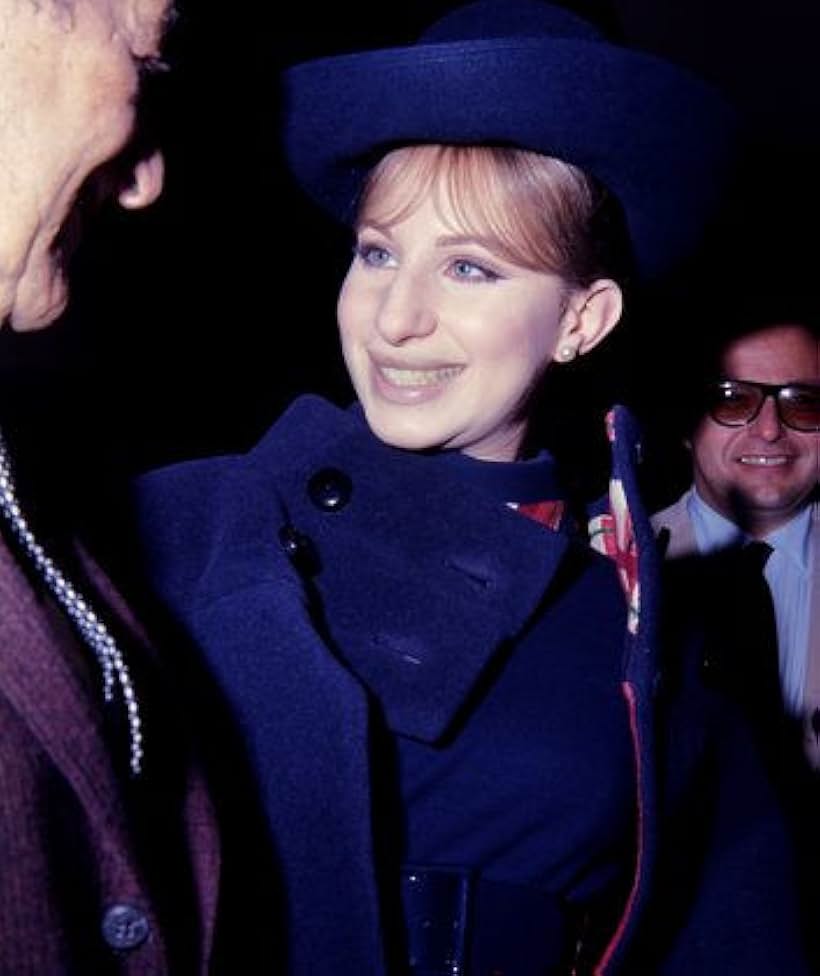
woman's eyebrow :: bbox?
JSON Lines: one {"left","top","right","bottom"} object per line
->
{"left": 435, "top": 232, "right": 495, "bottom": 249}
{"left": 357, "top": 220, "right": 394, "bottom": 238}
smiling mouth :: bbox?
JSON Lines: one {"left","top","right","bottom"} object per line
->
{"left": 379, "top": 365, "right": 464, "bottom": 387}
{"left": 738, "top": 455, "right": 792, "bottom": 467}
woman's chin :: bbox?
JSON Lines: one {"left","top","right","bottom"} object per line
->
{"left": 363, "top": 407, "right": 449, "bottom": 454}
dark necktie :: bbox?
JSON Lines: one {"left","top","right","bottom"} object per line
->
{"left": 704, "top": 540, "right": 784, "bottom": 771}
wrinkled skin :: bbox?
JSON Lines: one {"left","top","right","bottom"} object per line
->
{"left": 0, "top": 0, "right": 171, "bottom": 330}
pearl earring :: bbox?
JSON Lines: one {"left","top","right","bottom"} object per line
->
{"left": 558, "top": 345, "right": 576, "bottom": 362}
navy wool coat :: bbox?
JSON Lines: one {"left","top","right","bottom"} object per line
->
{"left": 135, "top": 395, "right": 809, "bottom": 975}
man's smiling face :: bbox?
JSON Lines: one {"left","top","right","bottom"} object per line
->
{"left": 691, "top": 323, "right": 819, "bottom": 536}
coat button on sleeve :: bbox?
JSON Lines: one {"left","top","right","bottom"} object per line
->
{"left": 101, "top": 903, "right": 151, "bottom": 951}
{"left": 307, "top": 467, "right": 352, "bottom": 512}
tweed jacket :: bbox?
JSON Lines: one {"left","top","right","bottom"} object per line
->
{"left": 0, "top": 524, "right": 222, "bottom": 975}
{"left": 135, "top": 395, "right": 810, "bottom": 976}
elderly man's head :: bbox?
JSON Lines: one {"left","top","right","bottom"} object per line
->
{"left": 690, "top": 322, "right": 820, "bottom": 537}
{"left": 0, "top": 0, "right": 174, "bottom": 330}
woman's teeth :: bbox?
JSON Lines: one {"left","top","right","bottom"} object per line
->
{"left": 380, "top": 365, "right": 463, "bottom": 387}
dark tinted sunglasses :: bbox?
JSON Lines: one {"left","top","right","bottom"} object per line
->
{"left": 707, "top": 379, "right": 820, "bottom": 432}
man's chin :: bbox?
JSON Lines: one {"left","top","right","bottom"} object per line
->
{"left": 744, "top": 486, "right": 814, "bottom": 521}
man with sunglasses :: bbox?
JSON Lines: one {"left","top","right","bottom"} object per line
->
{"left": 688, "top": 326, "right": 819, "bottom": 542}
{"left": 652, "top": 318, "right": 820, "bottom": 963}
{"left": 653, "top": 321, "right": 819, "bottom": 738}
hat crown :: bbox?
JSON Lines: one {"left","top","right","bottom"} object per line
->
{"left": 284, "top": 0, "right": 738, "bottom": 280}
{"left": 419, "top": 0, "right": 604, "bottom": 45}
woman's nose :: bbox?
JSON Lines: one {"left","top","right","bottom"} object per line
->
{"left": 374, "top": 273, "right": 437, "bottom": 344}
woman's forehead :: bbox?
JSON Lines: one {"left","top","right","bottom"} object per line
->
{"left": 361, "top": 149, "right": 490, "bottom": 231}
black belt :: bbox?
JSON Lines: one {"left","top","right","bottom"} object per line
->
{"left": 400, "top": 866, "right": 575, "bottom": 975}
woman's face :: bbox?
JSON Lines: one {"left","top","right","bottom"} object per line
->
{"left": 338, "top": 190, "right": 579, "bottom": 462}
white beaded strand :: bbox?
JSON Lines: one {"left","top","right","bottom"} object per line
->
{"left": 0, "top": 432, "right": 143, "bottom": 775}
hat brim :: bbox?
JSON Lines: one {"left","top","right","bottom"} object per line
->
{"left": 283, "top": 37, "right": 738, "bottom": 280}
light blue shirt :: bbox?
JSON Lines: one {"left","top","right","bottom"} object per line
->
{"left": 688, "top": 488, "right": 813, "bottom": 714}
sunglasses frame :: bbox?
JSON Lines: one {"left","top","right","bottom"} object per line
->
{"left": 707, "top": 379, "right": 820, "bottom": 432}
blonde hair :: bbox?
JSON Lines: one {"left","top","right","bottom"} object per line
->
{"left": 357, "top": 144, "right": 616, "bottom": 287}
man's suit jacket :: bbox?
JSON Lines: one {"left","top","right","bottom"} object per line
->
{"left": 653, "top": 491, "right": 820, "bottom": 968}
{"left": 651, "top": 491, "right": 820, "bottom": 767}
{"left": 0, "top": 527, "right": 223, "bottom": 975}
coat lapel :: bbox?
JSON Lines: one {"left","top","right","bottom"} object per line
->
{"left": 258, "top": 399, "right": 570, "bottom": 743}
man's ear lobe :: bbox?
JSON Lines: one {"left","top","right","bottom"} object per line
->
{"left": 570, "top": 278, "right": 624, "bottom": 356}
{"left": 118, "top": 151, "right": 165, "bottom": 210}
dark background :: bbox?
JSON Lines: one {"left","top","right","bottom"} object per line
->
{"left": 1, "top": 0, "right": 818, "bottom": 537}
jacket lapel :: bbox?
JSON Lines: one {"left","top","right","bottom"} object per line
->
{"left": 0, "top": 534, "right": 222, "bottom": 971}
{"left": 78, "top": 544, "right": 222, "bottom": 970}
{"left": 0, "top": 536, "right": 132, "bottom": 830}
{"left": 651, "top": 491, "right": 699, "bottom": 558}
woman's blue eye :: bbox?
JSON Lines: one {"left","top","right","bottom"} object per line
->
{"left": 357, "top": 243, "right": 393, "bottom": 268}
{"left": 451, "top": 259, "right": 499, "bottom": 282}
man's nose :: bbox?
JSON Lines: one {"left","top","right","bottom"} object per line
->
{"left": 750, "top": 395, "right": 785, "bottom": 440}
{"left": 374, "top": 273, "right": 437, "bottom": 344}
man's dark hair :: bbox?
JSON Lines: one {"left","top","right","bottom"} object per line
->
{"left": 635, "top": 141, "right": 820, "bottom": 505}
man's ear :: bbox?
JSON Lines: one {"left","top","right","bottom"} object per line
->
{"left": 118, "top": 151, "right": 165, "bottom": 210}
{"left": 555, "top": 279, "right": 623, "bottom": 362}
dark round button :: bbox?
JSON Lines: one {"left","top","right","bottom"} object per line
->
{"left": 307, "top": 467, "right": 352, "bottom": 512}
{"left": 101, "top": 903, "right": 150, "bottom": 951}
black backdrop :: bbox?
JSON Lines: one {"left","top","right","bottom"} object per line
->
{"left": 1, "top": 0, "right": 817, "bottom": 540}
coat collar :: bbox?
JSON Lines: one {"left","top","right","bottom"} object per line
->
{"left": 253, "top": 396, "right": 572, "bottom": 742}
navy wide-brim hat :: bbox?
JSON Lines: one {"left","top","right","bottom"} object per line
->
{"left": 282, "top": 0, "right": 739, "bottom": 281}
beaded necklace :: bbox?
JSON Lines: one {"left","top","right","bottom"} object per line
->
{"left": 0, "top": 431, "right": 143, "bottom": 774}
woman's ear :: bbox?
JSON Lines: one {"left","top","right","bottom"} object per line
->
{"left": 555, "top": 279, "right": 623, "bottom": 361}
{"left": 118, "top": 151, "right": 165, "bottom": 210}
